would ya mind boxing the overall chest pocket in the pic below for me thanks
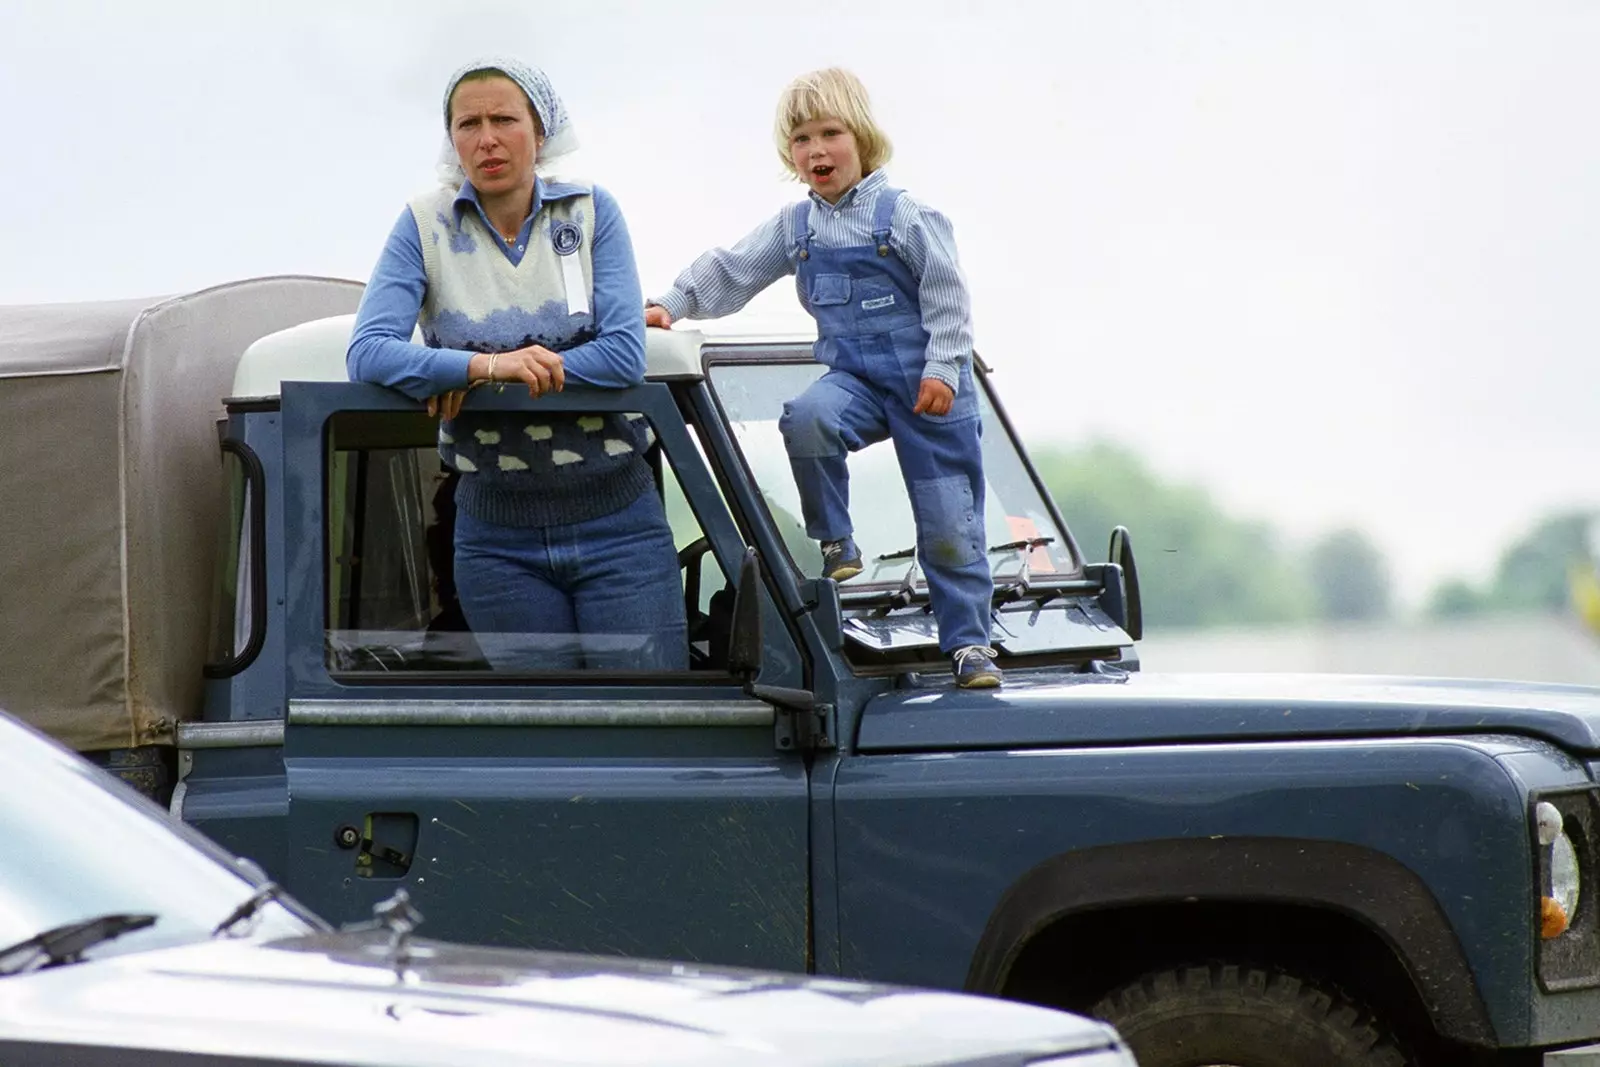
[807,273,852,306]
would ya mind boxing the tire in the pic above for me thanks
[1091,963,1410,1067]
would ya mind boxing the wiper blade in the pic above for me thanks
[855,547,926,611]
[212,881,283,938]
[845,537,1069,609]
[828,547,930,612]
[989,536,1061,604]
[0,913,156,976]
[887,551,924,610]
[988,536,1056,555]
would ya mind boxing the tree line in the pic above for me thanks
[1033,441,1594,631]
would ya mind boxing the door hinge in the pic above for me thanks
[775,703,836,752]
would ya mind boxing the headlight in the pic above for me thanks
[1533,790,1600,992]
[1538,800,1581,938]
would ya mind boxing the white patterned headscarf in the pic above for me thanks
[435,57,581,188]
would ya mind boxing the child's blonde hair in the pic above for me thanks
[773,68,893,178]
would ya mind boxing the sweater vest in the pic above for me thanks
[408,185,652,528]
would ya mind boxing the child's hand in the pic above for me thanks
[913,378,955,417]
[645,305,673,329]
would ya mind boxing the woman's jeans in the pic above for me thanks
[453,488,688,671]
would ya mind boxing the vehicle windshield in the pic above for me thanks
[0,716,315,964]
[708,360,1082,588]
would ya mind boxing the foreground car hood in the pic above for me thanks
[857,670,1600,753]
[0,931,1122,1067]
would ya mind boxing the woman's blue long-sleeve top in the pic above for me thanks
[346,180,646,398]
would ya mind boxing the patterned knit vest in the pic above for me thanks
[408,182,652,528]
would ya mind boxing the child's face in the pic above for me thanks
[789,117,863,203]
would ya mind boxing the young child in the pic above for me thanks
[645,68,1000,689]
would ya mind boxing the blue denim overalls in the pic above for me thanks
[777,189,993,653]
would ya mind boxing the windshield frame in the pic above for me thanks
[701,345,1091,594]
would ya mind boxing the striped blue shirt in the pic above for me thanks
[650,170,974,391]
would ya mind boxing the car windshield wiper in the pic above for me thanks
[212,881,283,938]
[989,536,1056,557]
[837,546,928,612]
[989,536,1053,602]
[0,913,157,977]
[844,538,1065,610]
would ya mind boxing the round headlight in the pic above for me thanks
[1537,801,1581,937]
[1538,801,1565,846]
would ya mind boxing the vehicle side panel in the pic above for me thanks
[833,737,1533,1043]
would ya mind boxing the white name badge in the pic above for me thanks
[552,221,589,316]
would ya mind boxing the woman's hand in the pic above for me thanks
[427,390,471,419]
[498,345,567,396]
[433,347,569,419]
[468,346,567,395]
[645,305,673,329]
[913,378,955,417]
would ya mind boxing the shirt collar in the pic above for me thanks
[808,168,888,211]
[452,176,587,222]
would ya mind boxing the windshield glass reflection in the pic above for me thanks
[0,720,312,959]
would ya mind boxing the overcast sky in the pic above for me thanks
[2,0,1595,604]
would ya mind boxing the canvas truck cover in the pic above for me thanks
[0,276,363,751]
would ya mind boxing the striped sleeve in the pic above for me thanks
[892,196,975,393]
[651,210,794,321]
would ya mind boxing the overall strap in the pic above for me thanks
[790,200,814,261]
[870,187,902,257]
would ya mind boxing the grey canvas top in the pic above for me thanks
[0,276,362,751]
[0,295,161,378]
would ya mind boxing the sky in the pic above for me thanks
[2,0,1596,606]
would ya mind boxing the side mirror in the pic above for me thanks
[727,548,763,680]
[1107,526,1143,641]
[725,547,816,715]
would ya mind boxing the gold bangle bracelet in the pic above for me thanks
[486,352,500,383]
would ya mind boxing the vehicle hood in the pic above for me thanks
[856,670,1600,754]
[0,930,1123,1067]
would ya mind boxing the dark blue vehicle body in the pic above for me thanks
[174,324,1600,1066]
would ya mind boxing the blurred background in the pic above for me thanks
[3,0,1597,682]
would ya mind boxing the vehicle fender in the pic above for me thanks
[965,836,1498,1046]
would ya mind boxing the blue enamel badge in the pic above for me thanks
[551,221,582,256]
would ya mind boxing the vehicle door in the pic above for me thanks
[275,378,811,972]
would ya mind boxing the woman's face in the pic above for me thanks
[449,75,542,198]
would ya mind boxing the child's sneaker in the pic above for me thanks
[952,646,1004,689]
[821,538,864,582]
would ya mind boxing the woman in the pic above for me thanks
[347,57,686,671]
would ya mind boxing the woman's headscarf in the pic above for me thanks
[435,57,581,188]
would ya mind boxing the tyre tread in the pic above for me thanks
[1091,962,1410,1067]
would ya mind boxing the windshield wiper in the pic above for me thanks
[882,547,924,610]
[828,546,929,613]
[989,536,1054,603]
[0,913,157,976]
[841,536,1082,613]
[212,881,283,938]
[989,536,1056,557]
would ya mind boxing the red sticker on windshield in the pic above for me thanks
[1006,516,1057,573]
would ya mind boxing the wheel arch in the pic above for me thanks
[965,837,1499,1049]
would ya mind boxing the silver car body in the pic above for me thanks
[0,710,1132,1067]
